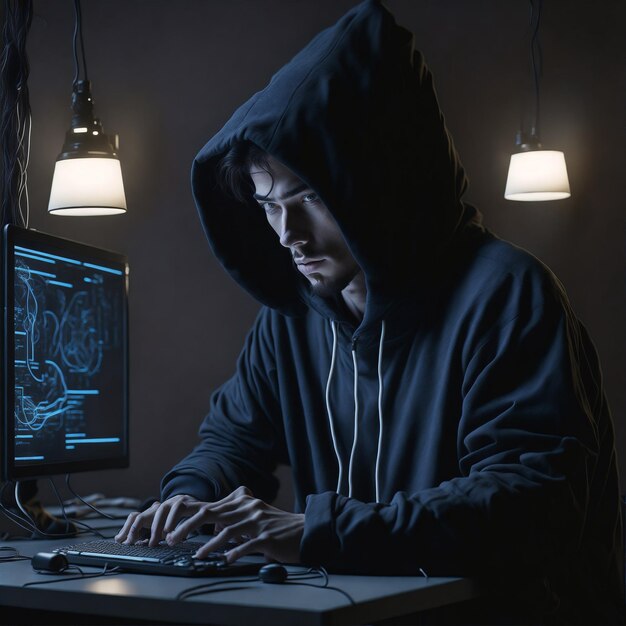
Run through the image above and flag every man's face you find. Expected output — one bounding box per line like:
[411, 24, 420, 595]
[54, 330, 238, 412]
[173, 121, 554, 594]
[250, 155, 361, 298]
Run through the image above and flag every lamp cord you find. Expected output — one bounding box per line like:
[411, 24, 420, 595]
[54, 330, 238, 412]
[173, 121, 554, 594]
[72, 0, 89, 87]
[529, 0, 543, 138]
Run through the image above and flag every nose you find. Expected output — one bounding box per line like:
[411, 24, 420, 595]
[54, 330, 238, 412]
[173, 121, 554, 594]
[278, 208, 308, 248]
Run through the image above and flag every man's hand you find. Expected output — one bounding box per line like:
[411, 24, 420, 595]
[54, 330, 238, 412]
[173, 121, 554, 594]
[114, 494, 200, 547]
[114, 487, 305, 564]
[167, 486, 304, 564]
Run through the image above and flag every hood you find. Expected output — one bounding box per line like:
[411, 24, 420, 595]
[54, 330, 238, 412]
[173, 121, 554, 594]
[191, 0, 473, 325]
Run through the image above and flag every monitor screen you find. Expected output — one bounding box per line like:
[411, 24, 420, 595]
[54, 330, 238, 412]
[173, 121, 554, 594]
[2, 225, 129, 480]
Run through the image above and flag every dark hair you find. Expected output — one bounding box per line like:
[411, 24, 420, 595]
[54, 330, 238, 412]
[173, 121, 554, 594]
[218, 141, 273, 203]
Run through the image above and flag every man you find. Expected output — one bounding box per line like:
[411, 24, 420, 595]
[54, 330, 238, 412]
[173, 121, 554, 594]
[116, 1, 622, 622]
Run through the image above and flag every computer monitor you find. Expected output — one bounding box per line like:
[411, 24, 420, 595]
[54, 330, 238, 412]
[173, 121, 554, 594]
[2, 225, 129, 481]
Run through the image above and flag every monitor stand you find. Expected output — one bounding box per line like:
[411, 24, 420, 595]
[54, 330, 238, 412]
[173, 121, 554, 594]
[1, 479, 76, 538]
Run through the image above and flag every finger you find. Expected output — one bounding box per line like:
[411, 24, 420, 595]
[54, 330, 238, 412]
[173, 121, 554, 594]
[148, 501, 175, 547]
[167, 507, 239, 546]
[213, 523, 250, 543]
[232, 485, 253, 498]
[124, 504, 159, 544]
[208, 486, 254, 510]
[118, 511, 151, 544]
[192, 520, 257, 559]
[114, 511, 139, 542]
[209, 485, 253, 508]
[164, 506, 214, 545]
[223, 534, 269, 564]
[125, 526, 150, 544]
[167, 503, 249, 545]
[163, 498, 204, 536]
[150, 498, 198, 547]
[164, 488, 258, 545]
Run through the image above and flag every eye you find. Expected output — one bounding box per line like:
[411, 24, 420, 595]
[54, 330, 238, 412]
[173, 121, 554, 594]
[260, 202, 280, 215]
[302, 192, 319, 203]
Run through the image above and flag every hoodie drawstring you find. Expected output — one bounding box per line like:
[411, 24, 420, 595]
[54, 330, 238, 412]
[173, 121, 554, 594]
[325, 320, 342, 494]
[347, 347, 360, 499]
[375, 319, 385, 503]
[325, 320, 386, 503]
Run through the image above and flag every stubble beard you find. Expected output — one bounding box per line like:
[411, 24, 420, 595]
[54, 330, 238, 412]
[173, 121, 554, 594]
[308, 263, 360, 298]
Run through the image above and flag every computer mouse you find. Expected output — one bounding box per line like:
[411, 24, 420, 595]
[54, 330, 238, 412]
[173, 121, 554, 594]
[32, 552, 69, 573]
[258, 563, 288, 584]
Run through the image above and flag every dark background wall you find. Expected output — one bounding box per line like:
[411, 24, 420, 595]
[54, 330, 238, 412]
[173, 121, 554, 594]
[14, 0, 626, 511]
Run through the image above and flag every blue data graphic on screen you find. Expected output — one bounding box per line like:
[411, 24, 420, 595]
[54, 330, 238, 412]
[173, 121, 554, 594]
[11, 243, 126, 469]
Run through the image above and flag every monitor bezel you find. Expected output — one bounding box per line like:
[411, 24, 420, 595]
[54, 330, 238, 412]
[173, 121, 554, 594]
[2, 225, 130, 481]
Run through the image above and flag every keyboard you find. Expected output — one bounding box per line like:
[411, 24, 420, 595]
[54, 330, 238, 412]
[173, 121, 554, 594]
[54, 539, 264, 577]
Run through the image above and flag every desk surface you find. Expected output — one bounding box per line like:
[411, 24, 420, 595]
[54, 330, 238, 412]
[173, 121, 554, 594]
[0, 527, 483, 625]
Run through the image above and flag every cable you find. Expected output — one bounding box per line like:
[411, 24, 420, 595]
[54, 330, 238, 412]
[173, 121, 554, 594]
[0, 489, 43, 536]
[65, 474, 127, 520]
[77, 0, 88, 81]
[0, 546, 20, 559]
[72, 0, 89, 87]
[22, 111, 31, 228]
[14, 101, 30, 228]
[79, 524, 122, 533]
[10, 481, 76, 538]
[11, 84, 28, 228]
[284, 569, 327, 581]
[0, 0, 33, 228]
[1, 481, 89, 539]
[23, 564, 120, 588]
[176, 567, 356, 605]
[287, 581, 356, 605]
[72, 0, 80, 86]
[14, 482, 34, 527]
[48, 478, 107, 539]
[0, 497, 127, 540]
[176, 576, 260, 601]
[305, 566, 356, 605]
[7, 548, 127, 586]
[529, 0, 543, 137]
[0, 556, 30, 563]
[176, 569, 324, 601]
[0, 546, 30, 563]
[31, 564, 84, 576]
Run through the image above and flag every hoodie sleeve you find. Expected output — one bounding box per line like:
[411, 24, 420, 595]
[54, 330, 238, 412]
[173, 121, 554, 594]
[300, 278, 602, 578]
[160, 308, 285, 504]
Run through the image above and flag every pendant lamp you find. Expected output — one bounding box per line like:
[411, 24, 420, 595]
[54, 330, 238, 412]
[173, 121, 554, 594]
[48, 0, 126, 216]
[504, 0, 570, 202]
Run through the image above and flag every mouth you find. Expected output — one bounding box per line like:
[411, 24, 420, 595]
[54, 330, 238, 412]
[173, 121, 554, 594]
[296, 259, 325, 276]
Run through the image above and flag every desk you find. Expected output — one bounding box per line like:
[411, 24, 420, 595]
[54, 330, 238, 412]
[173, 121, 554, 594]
[0, 535, 484, 625]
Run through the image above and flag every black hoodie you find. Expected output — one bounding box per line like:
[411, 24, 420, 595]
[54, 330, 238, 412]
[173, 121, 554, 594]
[162, 1, 623, 622]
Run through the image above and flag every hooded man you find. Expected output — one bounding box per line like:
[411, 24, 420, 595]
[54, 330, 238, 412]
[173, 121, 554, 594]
[116, 1, 623, 623]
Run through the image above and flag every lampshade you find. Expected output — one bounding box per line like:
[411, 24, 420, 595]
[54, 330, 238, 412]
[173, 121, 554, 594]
[504, 150, 571, 202]
[48, 79, 127, 216]
[48, 157, 127, 215]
